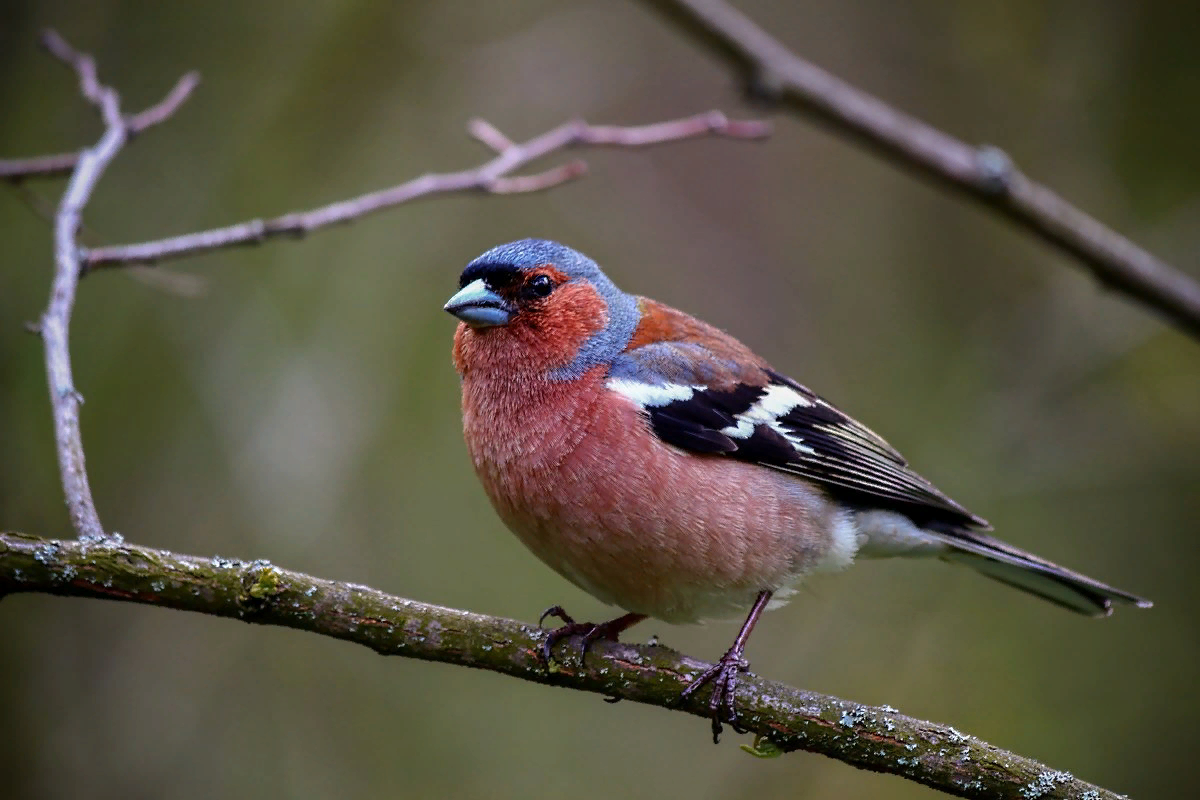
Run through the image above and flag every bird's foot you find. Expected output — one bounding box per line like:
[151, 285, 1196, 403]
[537, 606, 645, 668]
[680, 646, 751, 744]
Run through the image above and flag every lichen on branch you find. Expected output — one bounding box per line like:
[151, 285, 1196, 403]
[0, 531, 1126, 800]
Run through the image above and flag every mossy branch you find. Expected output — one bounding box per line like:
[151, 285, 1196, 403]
[1, 530, 1125, 800]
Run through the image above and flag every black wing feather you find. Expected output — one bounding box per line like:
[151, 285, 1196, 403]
[644, 383, 762, 455]
[642, 369, 987, 530]
[650, 411, 739, 454]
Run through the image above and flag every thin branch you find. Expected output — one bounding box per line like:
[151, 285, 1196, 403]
[487, 160, 590, 194]
[0, 37, 199, 182]
[6, 160, 208, 298]
[39, 32, 125, 541]
[32, 31, 199, 541]
[83, 111, 770, 269]
[0, 531, 1126, 800]
[467, 118, 517, 152]
[0, 152, 81, 181]
[643, 0, 1200, 341]
[40, 29, 121, 126]
[124, 71, 203, 132]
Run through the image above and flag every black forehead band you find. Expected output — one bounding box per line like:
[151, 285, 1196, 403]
[458, 261, 525, 289]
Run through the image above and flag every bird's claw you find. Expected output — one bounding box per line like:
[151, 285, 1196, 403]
[537, 607, 639, 670]
[540, 621, 597, 667]
[680, 649, 751, 743]
[538, 605, 586, 667]
[538, 605, 575, 629]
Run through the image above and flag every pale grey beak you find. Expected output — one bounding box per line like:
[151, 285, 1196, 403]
[444, 278, 514, 328]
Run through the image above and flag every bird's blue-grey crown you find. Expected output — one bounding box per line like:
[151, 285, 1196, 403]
[458, 239, 641, 381]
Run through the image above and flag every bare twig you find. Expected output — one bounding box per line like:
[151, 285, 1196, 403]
[39, 29, 120, 125]
[0, 35, 198, 182]
[467, 118, 516, 152]
[0, 152, 81, 181]
[124, 71, 202, 132]
[7, 160, 208, 297]
[643, 0, 1200, 340]
[33, 30, 198, 541]
[83, 111, 770, 268]
[39, 32, 125, 541]
[0, 531, 1127, 800]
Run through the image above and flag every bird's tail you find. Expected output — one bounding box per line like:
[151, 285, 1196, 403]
[926, 525, 1152, 617]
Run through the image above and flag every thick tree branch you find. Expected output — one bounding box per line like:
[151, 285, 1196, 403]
[32, 31, 198, 541]
[82, 112, 769, 269]
[643, 0, 1200, 340]
[0, 531, 1125, 800]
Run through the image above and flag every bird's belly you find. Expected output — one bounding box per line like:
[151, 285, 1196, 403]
[465, 382, 852, 623]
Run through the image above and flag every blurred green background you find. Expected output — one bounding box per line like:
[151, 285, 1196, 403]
[2, 1, 1197, 798]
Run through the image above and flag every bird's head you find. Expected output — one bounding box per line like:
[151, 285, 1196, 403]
[446, 239, 640, 379]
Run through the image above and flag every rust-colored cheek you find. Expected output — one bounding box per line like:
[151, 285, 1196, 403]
[452, 281, 609, 377]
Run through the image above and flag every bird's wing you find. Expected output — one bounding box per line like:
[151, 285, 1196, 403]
[609, 300, 987, 530]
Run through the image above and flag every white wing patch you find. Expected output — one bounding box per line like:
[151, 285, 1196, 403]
[605, 378, 698, 409]
[720, 383, 816, 454]
[607, 377, 823, 458]
[719, 383, 810, 439]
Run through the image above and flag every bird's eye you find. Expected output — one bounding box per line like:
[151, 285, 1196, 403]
[528, 274, 554, 298]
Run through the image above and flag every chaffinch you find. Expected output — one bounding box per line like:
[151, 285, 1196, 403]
[445, 238, 1151, 741]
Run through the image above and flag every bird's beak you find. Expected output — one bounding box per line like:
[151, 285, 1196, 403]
[444, 278, 514, 328]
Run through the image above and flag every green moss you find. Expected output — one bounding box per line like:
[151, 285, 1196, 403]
[741, 734, 783, 759]
[246, 565, 284, 600]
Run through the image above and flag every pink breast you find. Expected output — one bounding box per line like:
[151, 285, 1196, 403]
[462, 367, 838, 623]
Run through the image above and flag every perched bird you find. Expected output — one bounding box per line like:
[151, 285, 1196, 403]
[445, 238, 1151, 741]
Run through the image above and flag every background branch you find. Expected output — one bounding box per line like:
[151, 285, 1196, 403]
[33, 30, 198, 541]
[0, 151, 84, 181]
[644, 0, 1200, 340]
[0, 35, 198, 182]
[82, 112, 769, 269]
[18, 29, 767, 546]
[0, 531, 1125, 800]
